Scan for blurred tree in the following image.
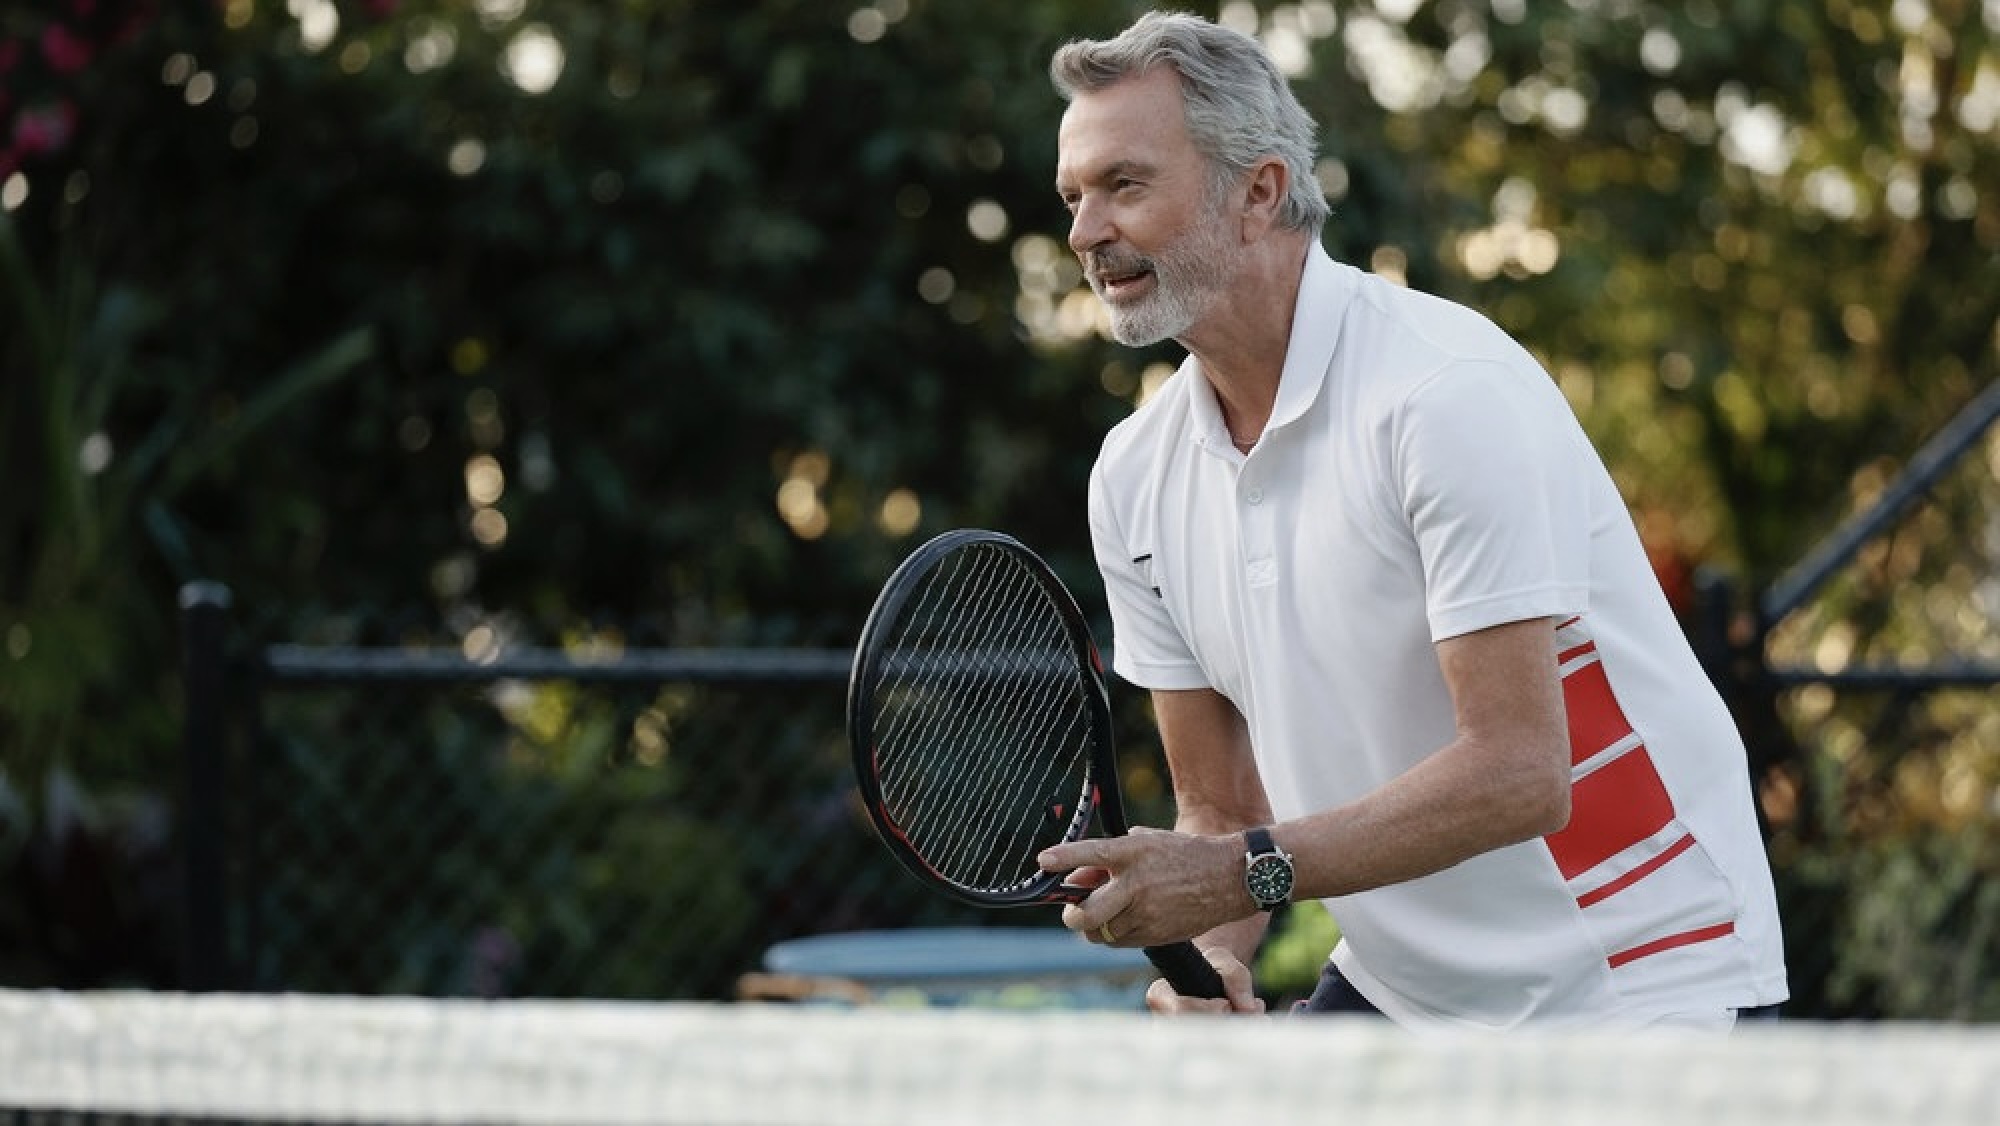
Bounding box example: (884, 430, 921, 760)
(0, 0, 1992, 1014)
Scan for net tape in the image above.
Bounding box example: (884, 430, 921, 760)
(5, 989, 1997, 1126)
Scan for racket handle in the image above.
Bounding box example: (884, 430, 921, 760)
(1143, 941, 1226, 1000)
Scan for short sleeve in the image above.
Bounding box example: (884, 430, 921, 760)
(1087, 458, 1210, 690)
(1395, 360, 1593, 641)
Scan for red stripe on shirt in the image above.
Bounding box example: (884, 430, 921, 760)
(1556, 640, 1596, 666)
(1574, 832, 1696, 908)
(1608, 922, 1737, 969)
(1561, 655, 1633, 765)
(1545, 747, 1675, 879)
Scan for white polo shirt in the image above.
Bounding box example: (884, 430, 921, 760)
(1087, 243, 1788, 1028)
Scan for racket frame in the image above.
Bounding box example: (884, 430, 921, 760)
(847, 529, 1229, 1002)
(847, 529, 1121, 907)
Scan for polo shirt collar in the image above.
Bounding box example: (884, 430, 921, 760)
(1185, 241, 1351, 454)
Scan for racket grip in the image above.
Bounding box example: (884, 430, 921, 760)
(1143, 941, 1226, 1000)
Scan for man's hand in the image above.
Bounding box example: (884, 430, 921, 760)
(1146, 945, 1264, 1014)
(1038, 827, 1246, 950)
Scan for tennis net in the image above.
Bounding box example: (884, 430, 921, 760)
(5, 988, 1997, 1125)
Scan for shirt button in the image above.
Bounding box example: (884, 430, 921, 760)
(1246, 488, 1264, 505)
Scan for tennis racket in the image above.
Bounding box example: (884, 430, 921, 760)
(847, 528, 1226, 1000)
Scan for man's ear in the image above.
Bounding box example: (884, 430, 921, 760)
(1240, 156, 1289, 240)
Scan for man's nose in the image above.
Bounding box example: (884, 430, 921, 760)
(1068, 197, 1113, 257)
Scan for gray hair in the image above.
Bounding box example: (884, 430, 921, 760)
(1050, 11, 1330, 237)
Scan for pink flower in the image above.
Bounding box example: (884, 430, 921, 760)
(40, 24, 95, 75)
(13, 101, 78, 158)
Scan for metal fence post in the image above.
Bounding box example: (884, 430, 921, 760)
(180, 581, 233, 991)
(1691, 566, 1738, 696)
(1690, 567, 1785, 844)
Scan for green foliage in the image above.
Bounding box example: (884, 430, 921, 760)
(1830, 827, 1999, 1019)
(1256, 899, 1341, 1003)
(1, 1, 1993, 1015)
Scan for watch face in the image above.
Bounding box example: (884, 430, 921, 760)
(1246, 853, 1293, 907)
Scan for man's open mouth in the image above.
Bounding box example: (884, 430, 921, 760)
(1095, 264, 1154, 301)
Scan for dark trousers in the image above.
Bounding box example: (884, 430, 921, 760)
(1294, 962, 1384, 1015)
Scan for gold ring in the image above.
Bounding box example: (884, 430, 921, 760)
(1099, 922, 1117, 944)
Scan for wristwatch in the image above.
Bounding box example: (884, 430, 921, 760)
(1242, 826, 1295, 911)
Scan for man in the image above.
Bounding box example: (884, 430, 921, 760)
(1035, 11, 1787, 1029)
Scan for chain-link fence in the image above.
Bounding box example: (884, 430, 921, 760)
(182, 604, 1177, 1002)
(254, 681, 905, 999)
(191, 643, 979, 1000)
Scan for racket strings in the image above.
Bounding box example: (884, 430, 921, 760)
(911, 552, 1081, 859)
(881, 550, 1081, 886)
(869, 544, 1096, 893)
(878, 557, 1030, 869)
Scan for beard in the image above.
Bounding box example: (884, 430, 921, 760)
(1087, 195, 1243, 347)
